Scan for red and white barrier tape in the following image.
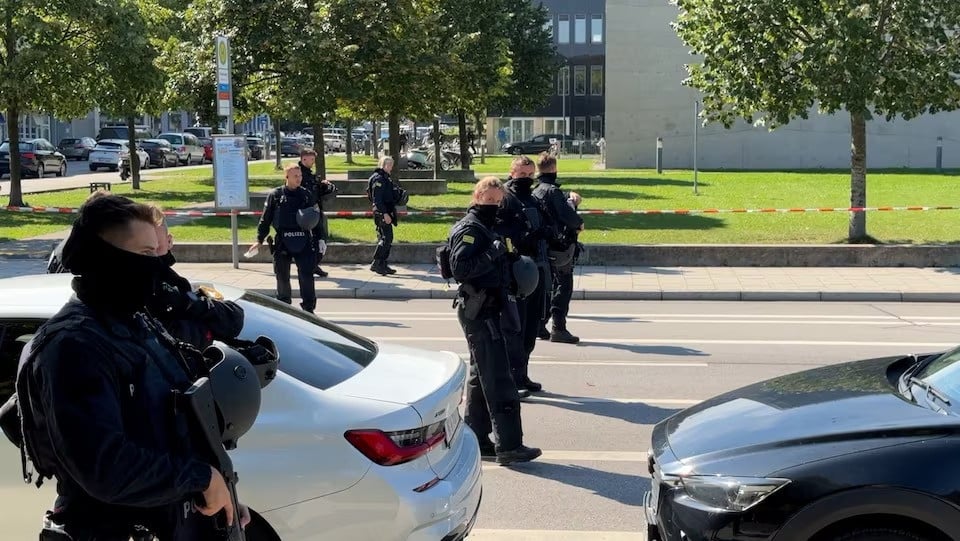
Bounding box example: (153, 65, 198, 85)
(2, 205, 959, 218)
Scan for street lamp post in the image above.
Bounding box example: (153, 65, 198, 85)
(656, 137, 663, 174)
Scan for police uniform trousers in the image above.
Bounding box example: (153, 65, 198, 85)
(373, 214, 393, 262)
(458, 306, 524, 452)
(518, 264, 550, 357)
(549, 244, 577, 330)
(274, 236, 317, 312)
(501, 296, 529, 384)
(52, 498, 218, 541)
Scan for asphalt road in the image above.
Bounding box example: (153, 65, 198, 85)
(3, 299, 960, 539)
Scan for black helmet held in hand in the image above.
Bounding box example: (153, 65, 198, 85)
(511, 255, 539, 298)
(297, 205, 321, 231)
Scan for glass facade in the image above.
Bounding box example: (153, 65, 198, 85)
(574, 15, 587, 44)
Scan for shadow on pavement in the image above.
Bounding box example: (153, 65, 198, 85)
(506, 462, 650, 506)
(528, 392, 682, 425)
(333, 320, 408, 328)
(577, 341, 709, 357)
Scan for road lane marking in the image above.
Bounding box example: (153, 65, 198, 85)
(372, 337, 958, 348)
(480, 451, 649, 470)
(529, 361, 709, 367)
(338, 316, 960, 327)
(526, 396, 701, 406)
(468, 530, 645, 540)
(329, 311, 960, 321)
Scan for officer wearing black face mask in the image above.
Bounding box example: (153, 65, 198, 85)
(149, 211, 244, 350)
(496, 155, 551, 395)
(448, 177, 541, 465)
(15, 194, 246, 540)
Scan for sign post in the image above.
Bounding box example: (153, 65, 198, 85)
(212, 136, 249, 269)
(215, 36, 234, 135)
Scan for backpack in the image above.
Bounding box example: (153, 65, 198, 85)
(436, 220, 473, 281)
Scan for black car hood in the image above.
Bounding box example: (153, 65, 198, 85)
(662, 356, 959, 474)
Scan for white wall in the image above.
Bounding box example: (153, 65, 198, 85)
(605, 0, 960, 169)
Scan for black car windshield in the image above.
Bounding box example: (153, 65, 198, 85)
(915, 347, 960, 403)
(234, 292, 377, 390)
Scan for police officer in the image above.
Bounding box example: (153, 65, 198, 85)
(47, 191, 109, 273)
(250, 164, 318, 314)
(368, 156, 398, 275)
(496, 155, 551, 394)
(16, 194, 249, 540)
(533, 152, 585, 344)
(448, 176, 541, 464)
(150, 209, 245, 349)
(298, 148, 338, 278)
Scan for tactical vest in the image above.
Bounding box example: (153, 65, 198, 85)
(271, 187, 310, 232)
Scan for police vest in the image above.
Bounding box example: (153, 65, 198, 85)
(271, 187, 310, 232)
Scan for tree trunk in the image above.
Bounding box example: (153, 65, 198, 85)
(432, 117, 442, 174)
(6, 104, 24, 207)
(388, 112, 401, 181)
(372, 121, 380, 159)
(345, 118, 354, 164)
(457, 110, 470, 170)
(476, 112, 486, 165)
(126, 116, 141, 189)
(848, 111, 867, 242)
(274, 120, 282, 171)
(312, 121, 327, 180)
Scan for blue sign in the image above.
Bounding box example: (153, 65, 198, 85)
(218, 83, 230, 92)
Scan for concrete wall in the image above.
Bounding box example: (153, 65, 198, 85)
(605, 0, 960, 170)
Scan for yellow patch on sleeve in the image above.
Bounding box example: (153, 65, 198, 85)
(505, 238, 514, 252)
(462, 234, 475, 244)
(374, 182, 382, 187)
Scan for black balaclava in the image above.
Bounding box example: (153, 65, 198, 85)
(538, 171, 559, 185)
(61, 222, 164, 317)
(510, 172, 535, 195)
(472, 204, 499, 227)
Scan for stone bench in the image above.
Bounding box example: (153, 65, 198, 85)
(346, 169, 476, 182)
(333, 178, 447, 196)
(89, 182, 112, 193)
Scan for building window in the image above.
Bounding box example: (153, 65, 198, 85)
(590, 116, 603, 140)
(558, 15, 570, 44)
(574, 65, 586, 96)
(558, 66, 570, 96)
(21, 113, 51, 141)
(544, 16, 553, 40)
(574, 117, 586, 140)
(544, 118, 569, 136)
(591, 65, 603, 96)
(574, 15, 586, 44)
(591, 14, 603, 43)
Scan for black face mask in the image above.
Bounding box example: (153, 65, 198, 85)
(474, 204, 499, 226)
(511, 177, 534, 193)
(66, 231, 165, 317)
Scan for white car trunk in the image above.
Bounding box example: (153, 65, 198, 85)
(329, 343, 468, 479)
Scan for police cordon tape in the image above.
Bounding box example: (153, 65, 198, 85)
(2, 205, 960, 218)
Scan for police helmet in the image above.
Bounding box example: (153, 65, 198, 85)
(396, 188, 410, 207)
(297, 205, 321, 230)
(512, 255, 539, 298)
(202, 343, 267, 449)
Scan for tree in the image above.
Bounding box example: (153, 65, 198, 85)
(491, 0, 560, 116)
(0, 0, 119, 206)
(673, 0, 960, 241)
(94, 0, 169, 189)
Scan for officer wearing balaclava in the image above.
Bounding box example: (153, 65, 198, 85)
(496, 155, 551, 395)
(17, 194, 250, 540)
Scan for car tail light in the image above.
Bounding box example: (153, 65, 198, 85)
(179, 146, 187, 153)
(21, 152, 35, 160)
(345, 421, 446, 466)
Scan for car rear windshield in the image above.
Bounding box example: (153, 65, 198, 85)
(235, 292, 377, 390)
(159, 134, 182, 144)
(60, 139, 80, 144)
(0, 142, 34, 152)
(96, 142, 123, 149)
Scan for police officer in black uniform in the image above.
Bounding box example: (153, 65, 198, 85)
(448, 177, 541, 464)
(533, 152, 584, 344)
(368, 156, 399, 275)
(298, 148, 338, 278)
(496, 155, 552, 393)
(15, 194, 249, 540)
(251, 163, 318, 313)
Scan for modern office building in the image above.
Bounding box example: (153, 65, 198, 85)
(486, 0, 607, 152)
(605, 0, 960, 169)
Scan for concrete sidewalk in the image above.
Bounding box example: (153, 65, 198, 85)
(3, 258, 960, 301)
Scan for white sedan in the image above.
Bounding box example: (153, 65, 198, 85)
(88, 139, 150, 172)
(0, 274, 482, 541)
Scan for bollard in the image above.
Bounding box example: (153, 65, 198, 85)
(656, 137, 663, 174)
(937, 136, 943, 172)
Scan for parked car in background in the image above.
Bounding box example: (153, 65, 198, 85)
(280, 137, 307, 157)
(139, 139, 179, 168)
(247, 137, 266, 160)
(0, 139, 67, 178)
(324, 134, 346, 152)
(200, 138, 213, 163)
(501, 133, 565, 155)
(96, 124, 153, 141)
(88, 139, 149, 172)
(56, 137, 97, 161)
(184, 126, 214, 139)
(0, 275, 483, 541)
(645, 347, 960, 541)
(157, 132, 204, 165)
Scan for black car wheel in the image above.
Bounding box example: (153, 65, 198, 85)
(56, 161, 66, 177)
(35, 163, 45, 178)
(510, 146, 523, 155)
(834, 528, 930, 541)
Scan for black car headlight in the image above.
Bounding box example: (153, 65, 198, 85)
(677, 475, 790, 512)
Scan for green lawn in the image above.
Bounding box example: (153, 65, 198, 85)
(4, 168, 960, 244)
